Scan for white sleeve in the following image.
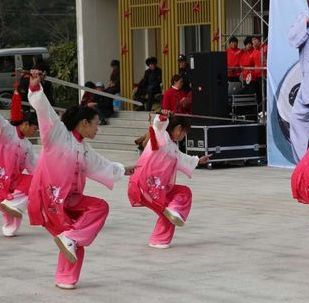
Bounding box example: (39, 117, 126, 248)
(28, 86, 67, 147)
(85, 144, 125, 189)
(176, 151, 199, 178)
(153, 114, 169, 134)
(0, 114, 14, 137)
(288, 12, 309, 48)
(152, 114, 170, 145)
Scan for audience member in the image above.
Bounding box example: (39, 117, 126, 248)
(133, 57, 162, 111)
(226, 36, 243, 82)
(108, 60, 120, 94)
(239, 36, 257, 94)
(178, 54, 191, 93)
(162, 74, 192, 114)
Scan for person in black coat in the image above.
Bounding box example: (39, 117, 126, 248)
(178, 54, 191, 93)
(134, 57, 162, 111)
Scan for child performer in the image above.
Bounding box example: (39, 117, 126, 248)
(27, 70, 136, 290)
(0, 112, 38, 237)
(128, 111, 210, 249)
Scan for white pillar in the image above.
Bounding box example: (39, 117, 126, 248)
(75, 0, 119, 95)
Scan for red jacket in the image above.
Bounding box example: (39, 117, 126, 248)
(227, 48, 243, 78)
(252, 44, 268, 78)
(240, 50, 256, 83)
(162, 87, 192, 114)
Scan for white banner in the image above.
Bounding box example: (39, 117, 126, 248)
(268, 0, 307, 167)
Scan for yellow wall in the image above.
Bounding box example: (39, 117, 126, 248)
(119, 0, 225, 110)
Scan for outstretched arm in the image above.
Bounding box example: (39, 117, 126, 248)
(28, 70, 65, 146)
(85, 144, 137, 189)
(0, 113, 13, 136)
(288, 12, 309, 48)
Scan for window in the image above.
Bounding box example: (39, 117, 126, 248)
(180, 25, 211, 55)
(0, 56, 15, 73)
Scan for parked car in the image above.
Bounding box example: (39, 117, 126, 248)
(0, 47, 49, 109)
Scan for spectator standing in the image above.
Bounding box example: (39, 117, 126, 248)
(226, 36, 243, 82)
(239, 36, 257, 94)
(178, 54, 191, 93)
(252, 36, 268, 110)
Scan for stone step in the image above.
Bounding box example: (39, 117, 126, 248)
(107, 118, 149, 128)
(97, 126, 147, 136)
(90, 134, 137, 145)
(87, 141, 138, 151)
(113, 111, 150, 120)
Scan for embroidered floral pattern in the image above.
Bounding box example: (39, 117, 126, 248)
(147, 175, 165, 200)
(46, 185, 64, 213)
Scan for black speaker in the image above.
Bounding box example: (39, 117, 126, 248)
(189, 52, 228, 125)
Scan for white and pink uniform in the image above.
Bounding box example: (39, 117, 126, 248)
(128, 114, 199, 245)
(27, 86, 125, 286)
(0, 114, 37, 236)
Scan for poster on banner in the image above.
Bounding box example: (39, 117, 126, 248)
(268, 0, 308, 167)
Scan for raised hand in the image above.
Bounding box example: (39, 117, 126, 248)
(29, 69, 44, 87)
(124, 165, 140, 175)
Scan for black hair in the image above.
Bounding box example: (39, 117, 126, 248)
(167, 114, 191, 134)
(84, 81, 96, 89)
(252, 36, 261, 42)
(61, 106, 98, 131)
(244, 36, 253, 46)
(178, 54, 187, 62)
(229, 36, 238, 44)
(11, 112, 38, 126)
(170, 74, 183, 86)
(146, 56, 158, 66)
(111, 59, 120, 67)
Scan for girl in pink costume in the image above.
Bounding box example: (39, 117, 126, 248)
(27, 71, 136, 290)
(0, 112, 38, 237)
(128, 111, 210, 249)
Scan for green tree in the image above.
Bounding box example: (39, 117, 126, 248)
(0, 0, 76, 47)
(49, 40, 78, 107)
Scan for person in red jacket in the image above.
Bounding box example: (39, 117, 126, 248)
(226, 36, 243, 82)
(162, 74, 192, 114)
(239, 36, 257, 94)
(252, 36, 268, 110)
(252, 36, 268, 79)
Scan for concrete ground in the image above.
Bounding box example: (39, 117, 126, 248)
(0, 149, 308, 303)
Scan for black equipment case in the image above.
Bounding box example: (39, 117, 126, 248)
(186, 123, 266, 168)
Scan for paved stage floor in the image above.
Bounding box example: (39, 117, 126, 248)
(0, 149, 308, 303)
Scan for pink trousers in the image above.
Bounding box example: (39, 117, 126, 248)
(1, 175, 32, 236)
(45, 195, 109, 285)
(142, 185, 192, 245)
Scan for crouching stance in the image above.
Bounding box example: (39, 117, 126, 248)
(128, 111, 210, 249)
(27, 70, 136, 290)
(0, 112, 38, 236)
